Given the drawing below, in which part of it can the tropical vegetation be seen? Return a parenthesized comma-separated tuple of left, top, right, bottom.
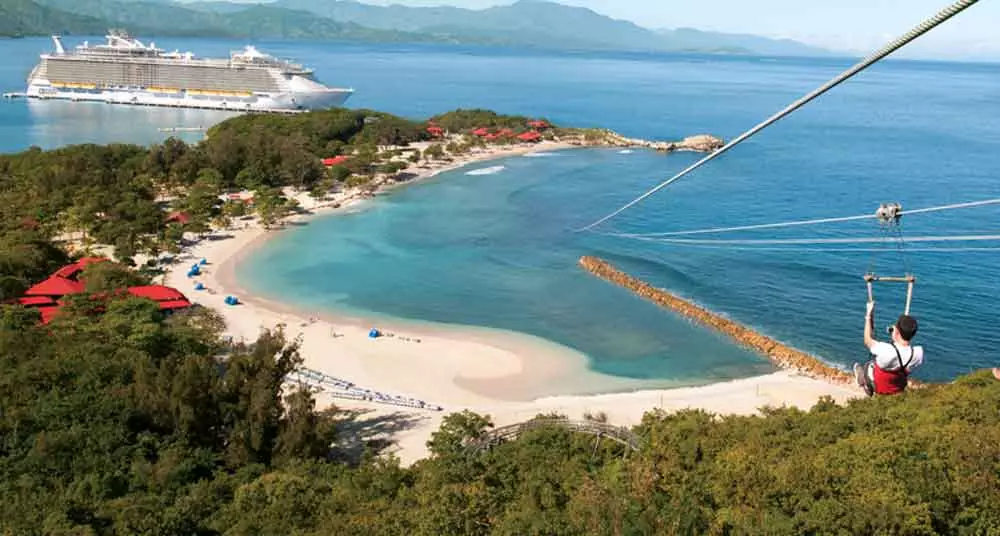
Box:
(2, 107, 998, 534)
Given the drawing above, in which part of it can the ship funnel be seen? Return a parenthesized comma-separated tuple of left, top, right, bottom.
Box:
(51, 35, 65, 55)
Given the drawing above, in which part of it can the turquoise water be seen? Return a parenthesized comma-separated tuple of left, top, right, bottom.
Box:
(3, 37, 999, 382)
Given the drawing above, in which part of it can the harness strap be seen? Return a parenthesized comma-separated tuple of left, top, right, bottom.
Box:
(892, 344, 915, 373)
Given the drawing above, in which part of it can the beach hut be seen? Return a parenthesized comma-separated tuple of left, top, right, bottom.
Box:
(52, 257, 107, 280)
(25, 276, 85, 297)
(368, 328, 381, 339)
(38, 306, 61, 325)
(16, 296, 57, 307)
(165, 211, 191, 225)
(472, 127, 490, 137)
(498, 128, 515, 138)
(426, 125, 445, 138)
(528, 120, 550, 130)
(518, 131, 543, 143)
(322, 155, 350, 167)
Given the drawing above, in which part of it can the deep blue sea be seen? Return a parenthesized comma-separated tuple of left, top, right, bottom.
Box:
(3, 36, 998, 385)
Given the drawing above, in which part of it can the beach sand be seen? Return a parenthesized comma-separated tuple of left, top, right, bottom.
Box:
(165, 141, 862, 465)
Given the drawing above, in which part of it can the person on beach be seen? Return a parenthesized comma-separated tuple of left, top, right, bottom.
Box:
(854, 301, 924, 396)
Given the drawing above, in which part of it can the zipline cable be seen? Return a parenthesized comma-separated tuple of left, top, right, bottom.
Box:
(578, 0, 982, 233)
(627, 233, 1000, 246)
(604, 197, 1000, 239)
(625, 244, 1000, 253)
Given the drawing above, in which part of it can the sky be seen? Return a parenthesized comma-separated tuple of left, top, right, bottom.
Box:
(355, 0, 1000, 59)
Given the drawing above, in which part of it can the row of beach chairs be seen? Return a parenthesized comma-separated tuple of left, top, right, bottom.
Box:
(286, 367, 443, 411)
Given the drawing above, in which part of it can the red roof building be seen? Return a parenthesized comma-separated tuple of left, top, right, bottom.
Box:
(16, 260, 192, 324)
(528, 120, 550, 129)
(126, 285, 188, 302)
(322, 155, 351, 167)
(498, 128, 515, 138)
(25, 276, 85, 297)
(52, 257, 107, 281)
(426, 126, 445, 137)
(518, 131, 543, 142)
(472, 127, 490, 137)
(17, 296, 57, 307)
(38, 306, 60, 324)
(165, 211, 191, 225)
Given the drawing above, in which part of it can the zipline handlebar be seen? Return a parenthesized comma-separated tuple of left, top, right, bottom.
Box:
(865, 273, 916, 315)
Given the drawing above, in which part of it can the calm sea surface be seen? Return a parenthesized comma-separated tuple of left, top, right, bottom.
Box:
(2, 37, 998, 384)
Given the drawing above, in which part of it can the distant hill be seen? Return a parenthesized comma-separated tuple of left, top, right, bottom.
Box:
(0, 0, 109, 37)
(657, 27, 832, 57)
(30, 0, 446, 41)
(261, 0, 830, 56)
(18, 0, 833, 56)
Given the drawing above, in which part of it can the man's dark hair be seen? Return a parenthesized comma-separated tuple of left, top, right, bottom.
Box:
(896, 315, 919, 341)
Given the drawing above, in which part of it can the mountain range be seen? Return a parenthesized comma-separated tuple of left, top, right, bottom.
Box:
(4, 0, 833, 57)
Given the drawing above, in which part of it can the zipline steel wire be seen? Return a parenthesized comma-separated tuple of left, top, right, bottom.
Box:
(578, 0, 983, 233)
(604, 198, 1000, 239)
(627, 234, 1000, 246)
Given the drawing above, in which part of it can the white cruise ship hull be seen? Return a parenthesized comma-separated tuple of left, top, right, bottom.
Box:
(22, 35, 354, 113)
(25, 81, 351, 112)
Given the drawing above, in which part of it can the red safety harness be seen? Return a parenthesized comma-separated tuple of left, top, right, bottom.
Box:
(872, 344, 914, 395)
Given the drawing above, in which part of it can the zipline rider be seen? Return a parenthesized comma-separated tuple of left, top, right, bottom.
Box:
(855, 301, 925, 396)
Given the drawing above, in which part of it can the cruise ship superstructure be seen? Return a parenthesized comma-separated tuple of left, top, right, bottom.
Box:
(25, 31, 353, 111)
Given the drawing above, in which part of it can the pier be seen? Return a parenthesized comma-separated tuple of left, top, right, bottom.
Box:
(578, 256, 852, 384)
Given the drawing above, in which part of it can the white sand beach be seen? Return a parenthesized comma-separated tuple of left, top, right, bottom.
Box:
(165, 141, 863, 465)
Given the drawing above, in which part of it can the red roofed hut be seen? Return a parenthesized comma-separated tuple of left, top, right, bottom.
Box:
(322, 156, 350, 167)
(472, 127, 490, 137)
(127, 285, 187, 302)
(38, 306, 61, 325)
(17, 296, 57, 307)
(52, 257, 107, 281)
(165, 211, 191, 225)
(498, 128, 515, 138)
(518, 131, 543, 143)
(426, 126, 445, 138)
(528, 120, 550, 130)
(25, 276, 85, 297)
(126, 286, 192, 312)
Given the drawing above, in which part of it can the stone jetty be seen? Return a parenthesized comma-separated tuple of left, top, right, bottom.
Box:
(563, 128, 724, 153)
(579, 256, 853, 385)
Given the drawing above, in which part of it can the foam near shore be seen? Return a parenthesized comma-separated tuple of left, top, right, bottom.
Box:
(166, 143, 862, 465)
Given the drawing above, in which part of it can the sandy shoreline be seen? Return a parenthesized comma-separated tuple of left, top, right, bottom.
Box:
(166, 141, 862, 464)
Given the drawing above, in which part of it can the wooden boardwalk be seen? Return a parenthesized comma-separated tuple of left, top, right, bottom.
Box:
(466, 418, 642, 453)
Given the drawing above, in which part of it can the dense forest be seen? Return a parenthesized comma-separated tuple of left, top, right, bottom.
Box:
(2, 108, 999, 534)
(1, 301, 998, 534)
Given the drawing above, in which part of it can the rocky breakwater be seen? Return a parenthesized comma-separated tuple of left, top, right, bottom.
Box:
(578, 256, 852, 385)
(560, 129, 724, 153)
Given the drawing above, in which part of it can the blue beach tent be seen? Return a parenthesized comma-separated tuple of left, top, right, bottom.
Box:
(194, 282, 205, 291)
(199, 258, 208, 265)
(224, 296, 239, 306)
(369, 328, 381, 339)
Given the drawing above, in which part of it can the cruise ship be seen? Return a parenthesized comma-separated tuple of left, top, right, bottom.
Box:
(24, 31, 353, 112)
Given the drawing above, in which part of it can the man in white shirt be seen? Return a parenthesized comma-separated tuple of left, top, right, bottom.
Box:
(854, 301, 924, 396)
